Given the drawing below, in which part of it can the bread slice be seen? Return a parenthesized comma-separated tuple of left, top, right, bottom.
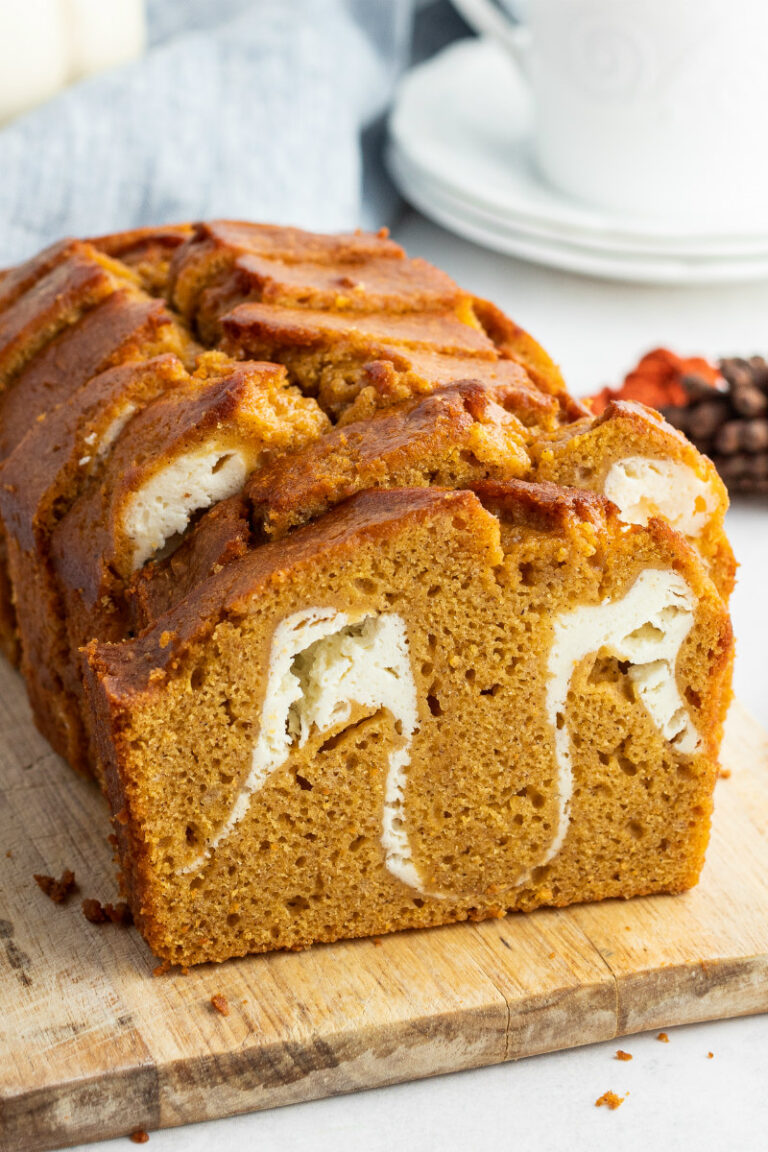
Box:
(532, 399, 735, 597)
(85, 484, 731, 964)
(0, 221, 736, 968)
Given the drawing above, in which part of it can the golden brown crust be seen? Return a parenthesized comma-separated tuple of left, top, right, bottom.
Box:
(245, 380, 530, 539)
(169, 220, 405, 320)
(0, 290, 187, 463)
(0, 247, 133, 388)
(128, 494, 253, 632)
(86, 487, 489, 698)
(221, 300, 496, 359)
(0, 221, 736, 965)
(0, 354, 189, 551)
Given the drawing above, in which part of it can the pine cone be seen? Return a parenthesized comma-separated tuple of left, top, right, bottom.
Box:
(662, 357, 768, 494)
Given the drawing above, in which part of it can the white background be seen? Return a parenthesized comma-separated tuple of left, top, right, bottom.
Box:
(63, 211, 768, 1152)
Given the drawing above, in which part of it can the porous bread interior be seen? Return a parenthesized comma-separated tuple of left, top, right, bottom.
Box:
(101, 495, 730, 965)
(0, 223, 736, 966)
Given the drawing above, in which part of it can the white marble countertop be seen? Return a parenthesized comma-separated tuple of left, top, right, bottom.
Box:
(66, 211, 768, 1152)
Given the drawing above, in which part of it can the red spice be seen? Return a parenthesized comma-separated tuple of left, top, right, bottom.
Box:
(588, 348, 719, 415)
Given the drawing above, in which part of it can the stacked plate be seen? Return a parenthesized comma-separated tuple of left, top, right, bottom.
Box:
(388, 38, 768, 284)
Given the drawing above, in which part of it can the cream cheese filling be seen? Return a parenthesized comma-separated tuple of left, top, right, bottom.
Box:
(122, 448, 248, 571)
(603, 456, 716, 539)
(180, 608, 425, 889)
(180, 574, 701, 893)
(544, 568, 701, 863)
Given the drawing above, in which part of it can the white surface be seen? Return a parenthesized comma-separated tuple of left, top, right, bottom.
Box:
(449, 0, 768, 228)
(62, 212, 768, 1152)
(389, 39, 768, 280)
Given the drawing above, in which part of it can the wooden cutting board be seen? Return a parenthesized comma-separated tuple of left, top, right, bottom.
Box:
(2, 656, 768, 1152)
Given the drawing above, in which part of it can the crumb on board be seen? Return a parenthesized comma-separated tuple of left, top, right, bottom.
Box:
(34, 869, 77, 904)
(82, 898, 133, 926)
(615, 1050, 632, 1061)
(211, 993, 230, 1016)
(129, 1130, 149, 1144)
(372, 938, 384, 947)
(548, 951, 556, 959)
(153, 960, 171, 977)
(707, 1052, 714, 1059)
(718, 767, 732, 780)
(5, 849, 12, 858)
(657, 1032, 669, 1043)
(595, 1091, 627, 1110)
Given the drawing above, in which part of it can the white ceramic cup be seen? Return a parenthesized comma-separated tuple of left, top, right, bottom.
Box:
(452, 0, 768, 230)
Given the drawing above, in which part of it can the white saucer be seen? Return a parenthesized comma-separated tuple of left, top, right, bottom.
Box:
(388, 38, 768, 280)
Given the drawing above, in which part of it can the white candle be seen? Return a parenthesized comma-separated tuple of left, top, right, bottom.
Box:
(65, 0, 147, 82)
(0, 1, 70, 124)
(0, 0, 146, 125)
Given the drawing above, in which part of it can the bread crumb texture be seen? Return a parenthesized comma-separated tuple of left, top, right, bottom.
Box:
(595, 1091, 627, 1110)
(0, 222, 735, 965)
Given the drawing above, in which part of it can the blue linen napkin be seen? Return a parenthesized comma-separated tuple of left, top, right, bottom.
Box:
(0, 0, 413, 264)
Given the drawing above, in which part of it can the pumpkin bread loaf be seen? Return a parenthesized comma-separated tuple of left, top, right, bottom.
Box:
(0, 221, 734, 965)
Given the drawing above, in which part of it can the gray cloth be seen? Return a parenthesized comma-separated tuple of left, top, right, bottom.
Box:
(0, 0, 415, 264)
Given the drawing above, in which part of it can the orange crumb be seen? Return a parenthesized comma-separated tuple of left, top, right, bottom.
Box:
(595, 1091, 626, 1110)
(548, 951, 556, 959)
(5, 849, 12, 858)
(180, 966, 190, 976)
(718, 767, 732, 780)
(211, 993, 230, 1016)
(129, 1131, 149, 1144)
(657, 1032, 669, 1043)
(615, 1050, 632, 1061)
(707, 1052, 714, 1059)
(624, 925, 631, 931)
(153, 960, 171, 977)
(372, 938, 384, 947)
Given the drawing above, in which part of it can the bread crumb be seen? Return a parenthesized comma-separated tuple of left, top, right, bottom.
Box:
(82, 898, 133, 926)
(615, 1050, 632, 1061)
(153, 960, 171, 977)
(718, 766, 731, 779)
(211, 993, 230, 1016)
(595, 1091, 626, 1110)
(372, 938, 384, 947)
(82, 898, 107, 923)
(35, 869, 77, 904)
(657, 1032, 669, 1043)
(707, 1051, 714, 1059)
(5, 849, 12, 858)
(548, 951, 556, 959)
(129, 1131, 149, 1144)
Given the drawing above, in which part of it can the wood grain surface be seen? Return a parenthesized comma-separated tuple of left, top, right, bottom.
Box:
(1, 656, 766, 1152)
